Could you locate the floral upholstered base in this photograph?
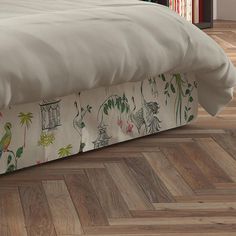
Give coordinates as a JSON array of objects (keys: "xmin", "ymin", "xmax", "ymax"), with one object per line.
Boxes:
[{"xmin": 0, "ymin": 73, "xmax": 198, "ymax": 174}]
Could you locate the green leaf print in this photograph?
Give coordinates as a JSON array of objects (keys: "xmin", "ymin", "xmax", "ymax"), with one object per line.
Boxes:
[
  {"xmin": 98, "ymin": 94, "xmax": 130, "ymax": 121},
  {"xmin": 165, "ymin": 82, "xmax": 169, "ymax": 90},
  {"xmin": 108, "ymin": 99, "xmax": 112, "ymax": 109},
  {"xmin": 7, "ymin": 155, "xmax": 12, "ymax": 165},
  {"xmin": 80, "ymin": 143, "xmax": 86, "ymax": 152},
  {"xmin": 5, "ymin": 146, "xmax": 24, "ymax": 173},
  {"xmin": 38, "ymin": 132, "xmax": 55, "ymax": 147},
  {"xmin": 121, "ymin": 103, "xmax": 126, "ymax": 113},
  {"xmin": 79, "ymin": 122, "xmax": 85, "ymax": 129},
  {"xmin": 87, "ymin": 105, "xmax": 92, "ymax": 113},
  {"xmin": 6, "ymin": 148, "xmax": 24, "ymax": 173},
  {"xmin": 171, "ymin": 83, "xmax": 176, "ymax": 93},
  {"xmin": 164, "ymin": 74, "xmax": 197, "ymax": 125},
  {"xmin": 188, "ymin": 115, "xmax": 194, "ymax": 122},
  {"xmin": 185, "ymin": 89, "xmax": 190, "ymax": 95},
  {"xmin": 16, "ymin": 146, "xmax": 24, "ymax": 158},
  {"xmin": 6, "ymin": 164, "xmax": 15, "ymax": 173},
  {"xmin": 58, "ymin": 144, "xmax": 73, "ymax": 158},
  {"xmin": 161, "ymin": 74, "xmax": 166, "ymax": 81},
  {"xmin": 104, "ymin": 106, "xmax": 108, "ymax": 115}
]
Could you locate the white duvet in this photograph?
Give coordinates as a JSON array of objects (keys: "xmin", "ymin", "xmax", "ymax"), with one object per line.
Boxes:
[{"xmin": 0, "ymin": 0, "xmax": 235, "ymax": 115}]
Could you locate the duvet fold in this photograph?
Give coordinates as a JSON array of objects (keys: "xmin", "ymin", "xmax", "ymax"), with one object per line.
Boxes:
[{"xmin": 0, "ymin": 0, "xmax": 235, "ymax": 115}]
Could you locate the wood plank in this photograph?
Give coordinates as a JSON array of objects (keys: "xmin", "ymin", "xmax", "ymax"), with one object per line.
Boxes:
[
  {"xmin": 195, "ymin": 188, "xmax": 236, "ymax": 195},
  {"xmin": 0, "ymin": 169, "xmax": 64, "ymax": 183},
  {"xmin": 125, "ymin": 157, "xmax": 175, "ymax": 203},
  {"xmin": 175, "ymin": 195, "xmax": 236, "ymax": 203},
  {"xmin": 153, "ymin": 202, "xmax": 236, "ymax": 211},
  {"xmin": 43, "ymin": 180, "xmax": 83, "ymax": 235},
  {"xmin": 163, "ymin": 129, "xmax": 226, "ymax": 134},
  {"xmin": 214, "ymin": 183, "xmax": 236, "ymax": 189},
  {"xmin": 80, "ymin": 151, "xmax": 144, "ymax": 159},
  {"xmin": 43, "ymin": 160, "xmax": 105, "ymax": 169},
  {"xmin": 119, "ymin": 137, "xmax": 194, "ymax": 144},
  {"xmin": 196, "ymin": 138, "xmax": 236, "ymax": 181},
  {"xmin": 95, "ymin": 146, "xmax": 160, "ymax": 153},
  {"xmin": 86, "ymin": 168, "xmax": 131, "ymax": 218},
  {"xmin": 191, "ymin": 119, "xmax": 236, "ymax": 129},
  {"xmin": 64, "ymin": 172, "xmax": 108, "ymax": 227},
  {"xmin": 180, "ymin": 142, "xmax": 232, "ymax": 183},
  {"xmin": 109, "ymin": 216, "xmax": 236, "ymax": 226},
  {"xmin": 105, "ymin": 162, "xmax": 153, "ymax": 210},
  {"xmin": 84, "ymin": 234, "xmax": 236, "ymax": 236},
  {"xmin": 84, "ymin": 224, "xmax": 236, "ymax": 235},
  {"xmin": 19, "ymin": 183, "xmax": 56, "ymax": 236},
  {"xmin": 131, "ymin": 210, "xmax": 236, "ymax": 218},
  {"xmin": 160, "ymin": 146, "xmax": 214, "ymax": 190},
  {"xmin": 213, "ymin": 131, "xmax": 236, "ymax": 160},
  {"xmin": 0, "ymin": 187, "xmax": 27, "ymax": 236},
  {"xmin": 144, "ymin": 152, "xmax": 194, "ymax": 197}
]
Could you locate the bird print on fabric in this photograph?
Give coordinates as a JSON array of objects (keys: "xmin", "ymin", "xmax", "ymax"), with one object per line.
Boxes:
[{"xmin": 0, "ymin": 122, "xmax": 12, "ymax": 159}]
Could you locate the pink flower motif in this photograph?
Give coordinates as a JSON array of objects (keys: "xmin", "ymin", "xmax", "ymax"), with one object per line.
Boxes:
[
  {"xmin": 117, "ymin": 118, "xmax": 123, "ymax": 128},
  {"xmin": 126, "ymin": 121, "xmax": 134, "ymax": 133}
]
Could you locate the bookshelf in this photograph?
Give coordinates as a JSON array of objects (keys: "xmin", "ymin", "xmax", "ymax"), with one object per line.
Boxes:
[
  {"xmin": 143, "ymin": 0, "xmax": 213, "ymax": 29},
  {"xmin": 194, "ymin": 0, "xmax": 213, "ymax": 29}
]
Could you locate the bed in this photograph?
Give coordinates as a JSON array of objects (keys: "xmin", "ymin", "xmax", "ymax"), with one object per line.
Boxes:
[{"xmin": 0, "ymin": 0, "xmax": 235, "ymax": 174}]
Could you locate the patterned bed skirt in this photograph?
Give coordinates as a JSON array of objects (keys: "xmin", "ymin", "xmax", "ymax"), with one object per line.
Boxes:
[{"xmin": 0, "ymin": 73, "xmax": 198, "ymax": 174}]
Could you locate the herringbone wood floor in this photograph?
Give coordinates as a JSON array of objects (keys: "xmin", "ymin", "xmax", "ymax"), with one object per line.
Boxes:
[{"xmin": 0, "ymin": 21, "xmax": 236, "ymax": 236}]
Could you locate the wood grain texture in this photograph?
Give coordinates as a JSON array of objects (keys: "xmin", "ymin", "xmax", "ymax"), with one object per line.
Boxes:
[
  {"xmin": 0, "ymin": 20, "xmax": 236, "ymax": 235},
  {"xmin": 124, "ymin": 157, "xmax": 175, "ymax": 203},
  {"xmin": 180, "ymin": 142, "xmax": 233, "ymax": 183},
  {"xmin": 144, "ymin": 152, "xmax": 194, "ymax": 197},
  {"xmin": 160, "ymin": 146, "xmax": 214, "ymax": 190},
  {"xmin": 19, "ymin": 183, "xmax": 57, "ymax": 236},
  {"xmin": 86, "ymin": 168, "xmax": 131, "ymax": 218},
  {"xmin": 64, "ymin": 172, "xmax": 108, "ymax": 227},
  {"xmin": 0, "ymin": 188, "xmax": 27, "ymax": 236},
  {"xmin": 43, "ymin": 180, "xmax": 83, "ymax": 235},
  {"xmin": 197, "ymin": 138, "xmax": 236, "ymax": 181},
  {"xmin": 105, "ymin": 162, "xmax": 154, "ymax": 210}
]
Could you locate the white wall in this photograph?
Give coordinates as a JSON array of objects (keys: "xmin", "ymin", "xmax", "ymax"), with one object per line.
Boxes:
[{"xmin": 217, "ymin": 0, "xmax": 236, "ymax": 20}]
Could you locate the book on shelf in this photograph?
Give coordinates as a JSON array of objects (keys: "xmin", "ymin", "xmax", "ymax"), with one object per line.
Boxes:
[
  {"xmin": 167, "ymin": 0, "xmax": 192, "ymax": 23},
  {"xmin": 167, "ymin": 0, "xmax": 206, "ymax": 24},
  {"xmin": 193, "ymin": 0, "xmax": 199, "ymax": 23},
  {"xmin": 143, "ymin": 0, "xmax": 212, "ymax": 28},
  {"xmin": 186, "ymin": 0, "xmax": 193, "ymax": 23},
  {"xmin": 199, "ymin": 0, "xmax": 204, "ymax": 23}
]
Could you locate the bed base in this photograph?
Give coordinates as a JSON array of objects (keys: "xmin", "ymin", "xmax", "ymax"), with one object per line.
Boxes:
[{"xmin": 0, "ymin": 73, "xmax": 198, "ymax": 174}]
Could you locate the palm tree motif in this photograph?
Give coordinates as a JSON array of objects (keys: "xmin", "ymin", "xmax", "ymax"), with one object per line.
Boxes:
[
  {"xmin": 58, "ymin": 144, "xmax": 73, "ymax": 158},
  {"xmin": 18, "ymin": 112, "xmax": 33, "ymax": 147},
  {"xmin": 129, "ymin": 81, "xmax": 161, "ymax": 134}
]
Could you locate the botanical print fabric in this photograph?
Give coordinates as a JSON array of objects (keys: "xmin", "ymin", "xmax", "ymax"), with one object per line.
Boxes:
[{"xmin": 0, "ymin": 73, "xmax": 198, "ymax": 175}]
